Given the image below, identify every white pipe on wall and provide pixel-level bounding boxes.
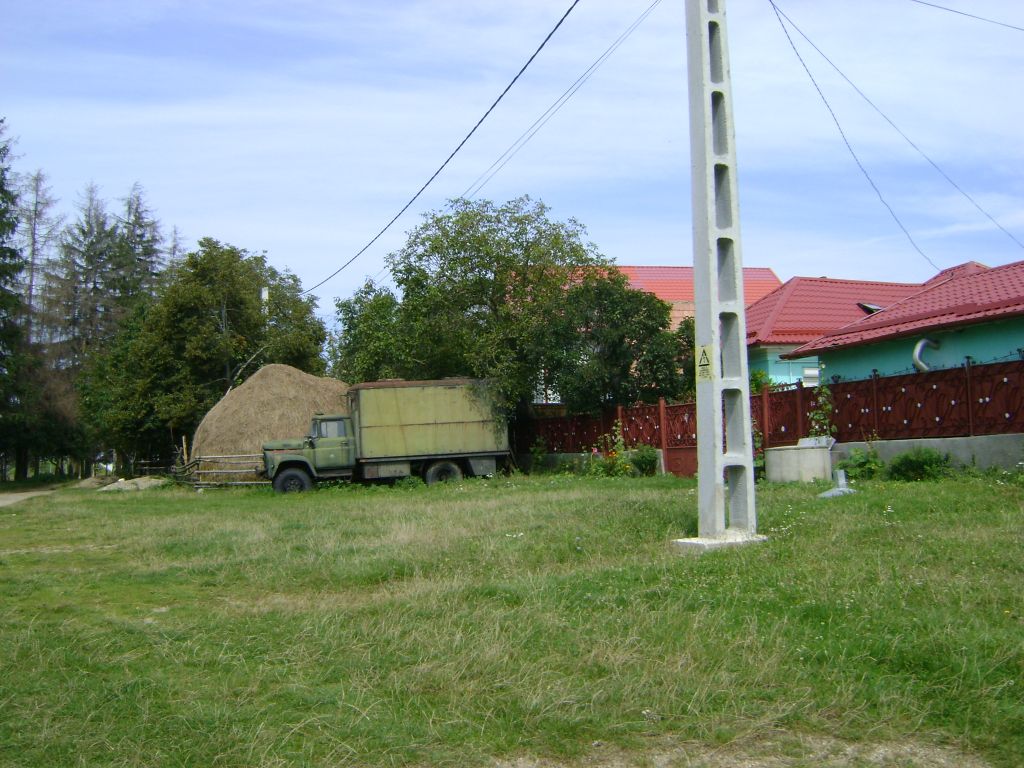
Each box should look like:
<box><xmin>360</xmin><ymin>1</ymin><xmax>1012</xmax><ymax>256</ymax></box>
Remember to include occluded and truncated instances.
<box><xmin>912</xmin><ymin>338</ymin><xmax>940</xmax><ymax>372</ymax></box>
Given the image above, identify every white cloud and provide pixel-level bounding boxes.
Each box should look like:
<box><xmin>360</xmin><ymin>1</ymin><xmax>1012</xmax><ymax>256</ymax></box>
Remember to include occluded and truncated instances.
<box><xmin>3</xmin><ymin>0</ymin><xmax>1023</xmax><ymax>315</ymax></box>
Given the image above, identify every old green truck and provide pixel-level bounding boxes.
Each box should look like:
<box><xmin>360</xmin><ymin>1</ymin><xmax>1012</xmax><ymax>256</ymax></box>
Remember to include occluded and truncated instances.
<box><xmin>262</xmin><ymin>379</ymin><xmax>509</xmax><ymax>492</ymax></box>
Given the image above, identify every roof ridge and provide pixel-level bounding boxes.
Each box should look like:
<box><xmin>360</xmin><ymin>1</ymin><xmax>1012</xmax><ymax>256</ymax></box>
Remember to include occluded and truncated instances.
<box><xmin>786</xmin><ymin>258</ymin><xmax>1024</xmax><ymax>357</ymax></box>
<box><xmin>754</xmin><ymin>279</ymin><xmax>799</xmax><ymax>342</ymax></box>
<box><xmin>816</xmin><ymin>277</ymin><xmax>954</xmax><ymax>338</ymax></box>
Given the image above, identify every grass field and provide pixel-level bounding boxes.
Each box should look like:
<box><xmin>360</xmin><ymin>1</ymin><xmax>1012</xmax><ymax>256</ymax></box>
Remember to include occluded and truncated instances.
<box><xmin>0</xmin><ymin>473</ymin><xmax>1021</xmax><ymax>767</ymax></box>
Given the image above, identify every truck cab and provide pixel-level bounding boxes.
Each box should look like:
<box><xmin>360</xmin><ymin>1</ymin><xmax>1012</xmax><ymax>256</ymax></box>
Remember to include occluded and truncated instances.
<box><xmin>262</xmin><ymin>414</ymin><xmax>355</xmax><ymax>492</ymax></box>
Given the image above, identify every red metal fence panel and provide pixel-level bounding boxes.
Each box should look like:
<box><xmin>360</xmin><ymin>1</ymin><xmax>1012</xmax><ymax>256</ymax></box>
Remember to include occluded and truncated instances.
<box><xmin>763</xmin><ymin>383</ymin><xmax>801</xmax><ymax>447</ymax></box>
<box><xmin>968</xmin><ymin>361</ymin><xmax>1024</xmax><ymax>436</ymax></box>
<box><xmin>620</xmin><ymin>404</ymin><xmax>661</xmax><ymax>447</ymax></box>
<box><xmin>520</xmin><ymin>360</ymin><xmax>1024</xmax><ymax>475</ymax></box>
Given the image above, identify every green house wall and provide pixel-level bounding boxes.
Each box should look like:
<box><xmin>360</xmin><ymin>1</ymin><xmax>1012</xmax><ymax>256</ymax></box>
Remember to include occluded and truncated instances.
<box><xmin>748</xmin><ymin>345</ymin><xmax>819</xmax><ymax>384</ymax></box>
<box><xmin>819</xmin><ymin>317</ymin><xmax>1024</xmax><ymax>382</ymax></box>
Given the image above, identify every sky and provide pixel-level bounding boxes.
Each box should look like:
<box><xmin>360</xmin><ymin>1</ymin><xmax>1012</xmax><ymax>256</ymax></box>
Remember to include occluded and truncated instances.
<box><xmin>3</xmin><ymin>0</ymin><xmax>1023</xmax><ymax>322</ymax></box>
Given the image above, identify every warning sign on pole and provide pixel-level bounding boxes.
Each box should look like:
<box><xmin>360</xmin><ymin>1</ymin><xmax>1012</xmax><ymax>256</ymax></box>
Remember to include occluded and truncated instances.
<box><xmin>696</xmin><ymin>344</ymin><xmax>713</xmax><ymax>382</ymax></box>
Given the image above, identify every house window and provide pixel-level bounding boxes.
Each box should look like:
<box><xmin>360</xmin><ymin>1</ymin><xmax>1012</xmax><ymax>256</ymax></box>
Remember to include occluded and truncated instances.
<box><xmin>802</xmin><ymin>367</ymin><xmax>820</xmax><ymax>385</ymax></box>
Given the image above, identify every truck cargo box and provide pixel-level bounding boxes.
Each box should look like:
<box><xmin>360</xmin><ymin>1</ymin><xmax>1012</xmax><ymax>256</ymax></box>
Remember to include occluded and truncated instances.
<box><xmin>347</xmin><ymin>379</ymin><xmax>507</xmax><ymax>461</ymax></box>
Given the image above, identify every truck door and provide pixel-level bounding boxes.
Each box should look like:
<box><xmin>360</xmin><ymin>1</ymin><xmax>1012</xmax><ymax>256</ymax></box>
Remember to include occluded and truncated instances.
<box><xmin>312</xmin><ymin>418</ymin><xmax>355</xmax><ymax>470</ymax></box>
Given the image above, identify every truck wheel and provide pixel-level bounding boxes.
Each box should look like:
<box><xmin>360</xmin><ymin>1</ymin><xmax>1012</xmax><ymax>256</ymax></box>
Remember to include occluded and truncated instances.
<box><xmin>424</xmin><ymin>460</ymin><xmax>463</xmax><ymax>485</ymax></box>
<box><xmin>274</xmin><ymin>468</ymin><xmax>313</xmax><ymax>493</ymax></box>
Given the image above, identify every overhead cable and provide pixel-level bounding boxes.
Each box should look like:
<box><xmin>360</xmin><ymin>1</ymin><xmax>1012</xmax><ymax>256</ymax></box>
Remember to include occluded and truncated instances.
<box><xmin>768</xmin><ymin>0</ymin><xmax>939</xmax><ymax>270</ymax></box>
<box><xmin>906</xmin><ymin>0</ymin><xmax>1024</xmax><ymax>33</ymax></box>
<box><xmin>774</xmin><ymin>4</ymin><xmax>1023</xmax><ymax>251</ymax></box>
<box><xmin>301</xmin><ymin>0</ymin><xmax>582</xmax><ymax>297</ymax></box>
<box><xmin>463</xmin><ymin>0</ymin><xmax>665</xmax><ymax>200</ymax></box>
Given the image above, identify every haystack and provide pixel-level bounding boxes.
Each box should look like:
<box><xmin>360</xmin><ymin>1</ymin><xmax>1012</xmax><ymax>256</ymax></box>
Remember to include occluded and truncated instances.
<box><xmin>191</xmin><ymin>364</ymin><xmax>349</xmax><ymax>459</ymax></box>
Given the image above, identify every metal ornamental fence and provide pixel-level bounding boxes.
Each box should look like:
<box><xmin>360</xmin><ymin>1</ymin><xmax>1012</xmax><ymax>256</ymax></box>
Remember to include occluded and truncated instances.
<box><xmin>520</xmin><ymin>359</ymin><xmax>1024</xmax><ymax>476</ymax></box>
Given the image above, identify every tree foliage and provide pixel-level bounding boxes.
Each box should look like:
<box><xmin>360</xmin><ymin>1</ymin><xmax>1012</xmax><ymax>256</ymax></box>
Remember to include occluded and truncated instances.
<box><xmin>547</xmin><ymin>272</ymin><xmax>683</xmax><ymax>413</ymax></box>
<box><xmin>109</xmin><ymin>182</ymin><xmax>164</xmax><ymax>305</ymax></box>
<box><xmin>16</xmin><ymin>170</ymin><xmax>61</xmax><ymax>343</ymax></box>
<box><xmin>329</xmin><ymin>280</ymin><xmax>403</xmax><ymax>383</ymax></box>
<box><xmin>0</xmin><ymin>116</ymin><xmax>332</xmax><ymax>476</ymax></box>
<box><xmin>0</xmin><ymin>119</ymin><xmax>29</xmax><ymax>472</ymax></box>
<box><xmin>39</xmin><ymin>184</ymin><xmax>121</xmax><ymax>369</ymax></box>
<box><xmin>331</xmin><ymin>197</ymin><xmax>685</xmax><ymax>414</ymax></box>
<box><xmin>79</xmin><ymin>238</ymin><xmax>326</xmax><ymax>461</ymax></box>
<box><xmin>0</xmin><ymin>120</ymin><xmax>24</xmax><ymax>376</ymax></box>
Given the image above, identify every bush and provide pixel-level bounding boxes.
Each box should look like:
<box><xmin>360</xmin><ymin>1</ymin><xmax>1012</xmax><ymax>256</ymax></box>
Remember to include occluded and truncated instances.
<box><xmin>529</xmin><ymin>437</ymin><xmax>548</xmax><ymax>475</ymax></box>
<box><xmin>587</xmin><ymin>422</ymin><xmax>633</xmax><ymax>478</ymax></box>
<box><xmin>629</xmin><ymin>445</ymin><xmax>660</xmax><ymax>476</ymax></box>
<box><xmin>837</xmin><ymin>446</ymin><xmax>884</xmax><ymax>480</ymax></box>
<box><xmin>886</xmin><ymin>447</ymin><xmax>950</xmax><ymax>481</ymax></box>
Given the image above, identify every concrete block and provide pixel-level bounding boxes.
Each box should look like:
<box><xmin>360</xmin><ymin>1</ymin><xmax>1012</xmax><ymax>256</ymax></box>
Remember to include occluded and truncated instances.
<box><xmin>765</xmin><ymin>445</ymin><xmax>832</xmax><ymax>483</ymax></box>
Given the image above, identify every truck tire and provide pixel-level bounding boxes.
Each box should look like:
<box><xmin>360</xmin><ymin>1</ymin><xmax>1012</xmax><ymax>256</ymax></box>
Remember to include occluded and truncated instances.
<box><xmin>424</xmin><ymin>460</ymin><xmax>463</xmax><ymax>485</ymax></box>
<box><xmin>274</xmin><ymin>467</ymin><xmax>313</xmax><ymax>493</ymax></box>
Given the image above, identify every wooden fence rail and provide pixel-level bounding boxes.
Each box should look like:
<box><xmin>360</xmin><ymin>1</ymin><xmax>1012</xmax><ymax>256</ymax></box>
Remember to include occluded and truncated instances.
<box><xmin>176</xmin><ymin>454</ymin><xmax>269</xmax><ymax>488</ymax></box>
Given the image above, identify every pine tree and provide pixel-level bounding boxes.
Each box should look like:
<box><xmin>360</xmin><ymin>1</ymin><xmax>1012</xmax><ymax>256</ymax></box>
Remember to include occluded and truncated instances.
<box><xmin>0</xmin><ymin>121</ymin><xmax>24</xmax><ymax>367</ymax></box>
<box><xmin>110</xmin><ymin>182</ymin><xmax>164</xmax><ymax>305</ymax></box>
<box><xmin>0</xmin><ymin>119</ymin><xmax>28</xmax><ymax>477</ymax></box>
<box><xmin>41</xmin><ymin>183</ymin><xmax>118</xmax><ymax>369</ymax></box>
<box><xmin>16</xmin><ymin>170</ymin><xmax>62</xmax><ymax>344</ymax></box>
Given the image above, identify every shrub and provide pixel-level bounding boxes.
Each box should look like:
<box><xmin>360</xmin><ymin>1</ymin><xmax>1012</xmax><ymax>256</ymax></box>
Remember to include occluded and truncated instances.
<box><xmin>885</xmin><ymin>447</ymin><xmax>950</xmax><ymax>481</ymax></box>
<box><xmin>837</xmin><ymin>446</ymin><xmax>884</xmax><ymax>480</ymax></box>
<box><xmin>629</xmin><ymin>445</ymin><xmax>660</xmax><ymax>477</ymax></box>
<box><xmin>807</xmin><ymin>380</ymin><xmax>837</xmax><ymax>438</ymax></box>
<box><xmin>749</xmin><ymin>369</ymin><xmax>774</xmax><ymax>393</ymax></box>
<box><xmin>529</xmin><ymin>437</ymin><xmax>548</xmax><ymax>475</ymax></box>
<box><xmin>587</xmin><ymin>422</ymin><xmax>633</xmax><ymax>478</ymax></box>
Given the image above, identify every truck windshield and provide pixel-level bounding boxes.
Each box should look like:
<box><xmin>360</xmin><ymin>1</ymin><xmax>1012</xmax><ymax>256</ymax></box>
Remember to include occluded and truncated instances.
<box><xmin>316</xmin><ymin>420</ymin><xmax>347</xmax><ymax>439</ymax></box>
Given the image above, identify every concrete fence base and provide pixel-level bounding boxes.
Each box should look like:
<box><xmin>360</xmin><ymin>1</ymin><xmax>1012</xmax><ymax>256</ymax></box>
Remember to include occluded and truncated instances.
<box><xmin>833</xmin><ymin>433</ymin><xmax>1024</xmax><ymax>472</ymax></box>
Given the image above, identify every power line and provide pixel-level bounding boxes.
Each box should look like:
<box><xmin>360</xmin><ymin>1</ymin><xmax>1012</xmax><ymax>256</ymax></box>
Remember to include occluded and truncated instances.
<box><xmin>301</xmin><ymin>0</ymin><xmax>582</xmax><ymax>297</ymax></box>
<box><xmin>906</xmin><ymin>0</ymin><xmax>1024</xmax><ymax>33</ymax></box>
<box><xmin>773</xmin><ymin>4</ymin><xmax>1024</xmax><ymax>252</ymax></box>
<box><xmin>768</xmin><ymin>0</ymin><xmax>939</xmax><ymax>271</ymax></box>
<box><xmin>463</xmin><ymin>0</ymin><xmax>665</xmax><ymax>200</ymax></box>
<box><xmin>360</xmin><ymin>1</ymin><xmax>665</xmax><ymax>287</ymax></box>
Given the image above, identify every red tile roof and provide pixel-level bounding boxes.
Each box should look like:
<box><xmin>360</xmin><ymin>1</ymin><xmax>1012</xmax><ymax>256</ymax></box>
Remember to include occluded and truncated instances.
<box><xmin>617</xmin><ymin>265</ymin><xmax>781</xmax><ymax>305</ymax></box>
<box><xmin>787</xmin><ymin>260</ymin><xmax>1024</xmax><ymax>356</ymax></box>
<box><xmin>922</xmin><ymin>261</ymin><xmax>989</xmax><ymax>285</ymax></box>
<box><xmin>745</xmin><ymin>277</ymin><xmax>920</xmax><ymax>346</ymax></box>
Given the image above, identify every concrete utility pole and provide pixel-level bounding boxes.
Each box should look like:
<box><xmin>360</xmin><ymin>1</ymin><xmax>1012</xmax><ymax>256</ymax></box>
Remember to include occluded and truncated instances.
<box><xmin>676</xmin><ymin>0</ymin><xmax>764</xmax><ymax>551</ymax></box>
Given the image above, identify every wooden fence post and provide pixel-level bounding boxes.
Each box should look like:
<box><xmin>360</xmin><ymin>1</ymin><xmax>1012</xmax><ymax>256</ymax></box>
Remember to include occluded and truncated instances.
<box><xmin>795</xmin><ymin>381</ymin><xmax>805</xmax><ymax>439</ymax></box>
<box><xmin>659</xmin><ymin>397</ymin><xmax>670</xmax><ymax>459</ymax></box>
<box><xmin>871</xmin><ymin>369</ymin><xmax>880</xmax><ymax>438</ymax></box>
<box><xmin>760</xmin><ymin>384</ymin><xmax>770</xmax><ymax>449</ymax></box>
<box><xmin>964</xmin><ymin>357</ymin><xmax>974</xmax><ymax>437</ymax></box>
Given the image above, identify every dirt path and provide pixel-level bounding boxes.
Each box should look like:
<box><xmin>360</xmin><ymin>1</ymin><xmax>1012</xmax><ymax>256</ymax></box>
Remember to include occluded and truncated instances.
<box><xmin>0</xmin><ymin>490</ymin><xmax>54</xmax><ymax>508</ymax></box>
<box><xmin>495</xmin><ymin>734</ymin><xmax>992</xmax><ymax>768</ymax></box>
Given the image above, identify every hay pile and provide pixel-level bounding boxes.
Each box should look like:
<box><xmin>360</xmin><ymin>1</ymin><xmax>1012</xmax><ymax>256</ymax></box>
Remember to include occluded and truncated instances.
<box><xmin>191</xmin><ymin>364</ymin><xmax>349</xmax><ymax>459</ymax></box>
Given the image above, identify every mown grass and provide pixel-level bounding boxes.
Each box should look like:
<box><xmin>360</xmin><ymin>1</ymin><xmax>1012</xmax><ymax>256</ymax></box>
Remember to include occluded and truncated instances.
<box><xmin>0</xmin><ymin>473</ymin><xmax>1021</xmax><ymax>767</ymax></box>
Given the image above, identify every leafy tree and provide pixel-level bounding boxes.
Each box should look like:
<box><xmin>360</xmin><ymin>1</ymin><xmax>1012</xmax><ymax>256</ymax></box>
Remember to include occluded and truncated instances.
<box><xmin>673</xmin><ymin>316</ymin><xmax>697</xmax><ymax>401</ymax></box>
<box><xmin>333</xmin><ymin>196</ymin><xmax>617</xmax><ymax>413</ymax></box>
<box><xmin>329</xmin><ymin>280</ymin><xmax>404</xmax><ymax>383</ymax></box>
<box><xmin>547</xmin><ymin>272</ymin><xmax>681</xmax><ymax>412</ymax></box>
<box><xmin>79</xmin><ymin>238</ymin><xmax>327</xmax><ymax>462</ymax></box>
<box><xmin>330</xmin><ymin>197</ymin><xmax>689</xmax><ymax>414</ymax></box>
